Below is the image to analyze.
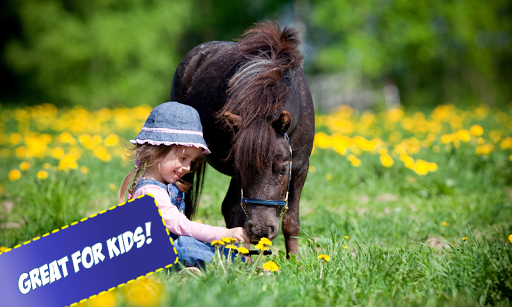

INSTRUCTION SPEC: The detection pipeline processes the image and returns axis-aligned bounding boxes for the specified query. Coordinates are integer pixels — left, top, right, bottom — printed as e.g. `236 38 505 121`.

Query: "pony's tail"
118 167 142 204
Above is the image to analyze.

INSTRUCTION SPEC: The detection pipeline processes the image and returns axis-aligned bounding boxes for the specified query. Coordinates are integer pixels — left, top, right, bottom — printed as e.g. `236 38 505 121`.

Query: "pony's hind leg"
221 176 246 229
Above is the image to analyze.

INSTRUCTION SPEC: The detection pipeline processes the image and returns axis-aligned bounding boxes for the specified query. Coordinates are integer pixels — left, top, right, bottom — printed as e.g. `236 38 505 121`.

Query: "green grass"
1 106 512 306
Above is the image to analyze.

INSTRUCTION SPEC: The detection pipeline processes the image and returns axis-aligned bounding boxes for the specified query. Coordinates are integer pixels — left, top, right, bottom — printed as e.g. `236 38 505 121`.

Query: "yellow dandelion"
325 174 333 181
122 277 163 307
258 237 272 246
469 125 484 136
9 133 22 145
508 234 512 243
237 247 249 254
104 134 119 147
462 237 467 241
309 165 316 173
225 244 238 250
262 261 279 272
500 137 512 150
109 184 116 191
15 146 27 159
211 240 225 246
380 153 394 167
25 135 47 158
80 166 89 174
456 129 470 142
442 221 448 227
347 154 361 167
414 159 429 175
51 147 65 159
94 147 112 162
344 236 349 239
387 108 404 122
509 154 512 162
79 134 94 149
427 162 438 172
0 246 9 252
318 254 331 261
255 243 269 251
353 136 377 151
92 135 103 145
222 237 236 243
58 154 78 171
476 144 494 156
20 161 31 171
8 169 21 181
400 153 415 169
474 105 489 119
43 163 51 170
343 246 348 250
37 170 48 180
331 134 352 155
440 134 454 144
314 132 332 149
58 132 76 145
88 290 118 307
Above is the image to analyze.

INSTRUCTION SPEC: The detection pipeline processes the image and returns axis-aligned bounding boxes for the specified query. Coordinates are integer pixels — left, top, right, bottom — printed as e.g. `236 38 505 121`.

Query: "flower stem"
226 248 232 265
216 247 226 274
251 251 264 273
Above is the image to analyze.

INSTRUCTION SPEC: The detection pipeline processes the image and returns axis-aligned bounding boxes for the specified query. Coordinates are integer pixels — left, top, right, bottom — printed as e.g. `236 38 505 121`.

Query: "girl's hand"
222 227 250 243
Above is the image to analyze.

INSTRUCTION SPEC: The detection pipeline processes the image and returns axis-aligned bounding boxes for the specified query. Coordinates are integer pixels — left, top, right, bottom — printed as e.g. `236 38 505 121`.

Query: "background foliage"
1 0 511 108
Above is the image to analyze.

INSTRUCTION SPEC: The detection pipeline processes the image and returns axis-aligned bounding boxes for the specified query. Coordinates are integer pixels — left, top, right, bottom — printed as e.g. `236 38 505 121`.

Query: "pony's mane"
218 21 303 173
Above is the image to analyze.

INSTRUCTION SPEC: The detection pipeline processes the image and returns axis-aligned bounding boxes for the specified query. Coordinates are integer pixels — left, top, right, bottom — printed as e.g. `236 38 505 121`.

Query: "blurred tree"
3 0 509 108
175 0 292 57
309 0 512 106
0 0 295 108
2 0 192 108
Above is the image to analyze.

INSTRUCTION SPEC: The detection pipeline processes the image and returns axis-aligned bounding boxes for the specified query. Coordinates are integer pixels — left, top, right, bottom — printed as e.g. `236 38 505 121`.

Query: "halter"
240 133 292 220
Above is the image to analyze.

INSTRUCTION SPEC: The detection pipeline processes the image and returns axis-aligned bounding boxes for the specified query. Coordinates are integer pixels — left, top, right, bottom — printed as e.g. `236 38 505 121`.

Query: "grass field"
1 103 512 306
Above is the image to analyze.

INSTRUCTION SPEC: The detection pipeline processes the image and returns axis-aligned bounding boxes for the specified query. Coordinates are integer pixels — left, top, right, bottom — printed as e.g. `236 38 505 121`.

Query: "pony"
170 21 315 257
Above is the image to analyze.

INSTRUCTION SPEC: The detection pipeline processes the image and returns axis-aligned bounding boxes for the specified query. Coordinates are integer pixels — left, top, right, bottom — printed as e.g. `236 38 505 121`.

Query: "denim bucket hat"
130 101 210 154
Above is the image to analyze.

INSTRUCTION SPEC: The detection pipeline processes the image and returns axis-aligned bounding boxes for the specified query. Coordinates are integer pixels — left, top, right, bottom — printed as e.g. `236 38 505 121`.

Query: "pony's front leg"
282 159 309 258
221 176 246 229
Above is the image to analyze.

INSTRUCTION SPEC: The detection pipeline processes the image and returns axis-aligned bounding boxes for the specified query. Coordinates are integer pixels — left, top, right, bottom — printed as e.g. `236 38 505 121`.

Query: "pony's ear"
273 110 292 135
224 111 242 130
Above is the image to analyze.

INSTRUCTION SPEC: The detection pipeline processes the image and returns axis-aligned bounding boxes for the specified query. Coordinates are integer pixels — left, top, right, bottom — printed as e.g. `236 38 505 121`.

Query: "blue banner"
0 194 177 307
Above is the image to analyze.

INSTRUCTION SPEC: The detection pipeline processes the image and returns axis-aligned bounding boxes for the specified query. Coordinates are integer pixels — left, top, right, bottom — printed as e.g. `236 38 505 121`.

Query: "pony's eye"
280 166 287 175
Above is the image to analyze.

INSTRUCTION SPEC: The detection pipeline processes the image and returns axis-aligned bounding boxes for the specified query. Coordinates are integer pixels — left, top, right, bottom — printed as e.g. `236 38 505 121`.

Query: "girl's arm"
133 185 227 243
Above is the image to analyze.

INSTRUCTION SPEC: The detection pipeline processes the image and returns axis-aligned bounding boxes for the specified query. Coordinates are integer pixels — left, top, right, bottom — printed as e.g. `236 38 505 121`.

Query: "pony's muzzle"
246 220 278 243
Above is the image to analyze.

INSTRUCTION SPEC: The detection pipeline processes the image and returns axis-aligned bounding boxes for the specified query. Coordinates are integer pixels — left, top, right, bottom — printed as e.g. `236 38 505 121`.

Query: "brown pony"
170 21 315 256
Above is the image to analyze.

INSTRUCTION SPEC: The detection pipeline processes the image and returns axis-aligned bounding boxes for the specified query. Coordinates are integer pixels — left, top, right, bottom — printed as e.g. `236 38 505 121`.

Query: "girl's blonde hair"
118 144 205 217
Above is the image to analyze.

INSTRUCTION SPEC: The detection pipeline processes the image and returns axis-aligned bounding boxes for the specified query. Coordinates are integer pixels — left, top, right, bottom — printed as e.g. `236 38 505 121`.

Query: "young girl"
118 101 249 269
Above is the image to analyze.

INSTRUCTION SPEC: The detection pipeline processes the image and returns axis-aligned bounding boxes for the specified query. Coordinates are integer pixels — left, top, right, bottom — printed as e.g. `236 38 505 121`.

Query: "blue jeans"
174 236 217 269
173 236 240 269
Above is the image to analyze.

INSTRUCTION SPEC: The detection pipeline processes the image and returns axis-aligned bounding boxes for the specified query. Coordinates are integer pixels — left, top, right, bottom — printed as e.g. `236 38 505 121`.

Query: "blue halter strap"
240 133 292 219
